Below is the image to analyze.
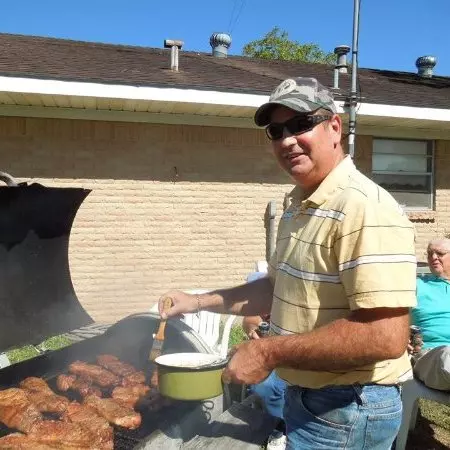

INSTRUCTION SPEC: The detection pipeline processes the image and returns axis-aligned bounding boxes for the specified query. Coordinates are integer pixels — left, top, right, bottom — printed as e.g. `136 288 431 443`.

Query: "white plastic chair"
0 352 10 369
395 377 450 450
182 310 236 359
150 289 236 359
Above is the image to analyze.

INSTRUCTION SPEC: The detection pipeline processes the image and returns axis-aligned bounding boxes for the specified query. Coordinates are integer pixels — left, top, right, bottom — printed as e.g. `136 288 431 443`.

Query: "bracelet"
196 294 202 317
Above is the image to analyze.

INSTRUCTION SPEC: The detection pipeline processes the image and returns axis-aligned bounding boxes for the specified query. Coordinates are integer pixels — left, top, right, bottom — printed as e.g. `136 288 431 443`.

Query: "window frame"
371 138 435 211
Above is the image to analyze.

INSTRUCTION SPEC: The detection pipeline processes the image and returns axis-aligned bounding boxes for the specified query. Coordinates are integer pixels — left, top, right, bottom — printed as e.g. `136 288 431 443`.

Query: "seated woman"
411 238 450 391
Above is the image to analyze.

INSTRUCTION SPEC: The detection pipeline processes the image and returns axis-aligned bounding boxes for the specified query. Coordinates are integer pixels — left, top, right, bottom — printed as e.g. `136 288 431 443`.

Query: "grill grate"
0 314 217 448
0 374 200 448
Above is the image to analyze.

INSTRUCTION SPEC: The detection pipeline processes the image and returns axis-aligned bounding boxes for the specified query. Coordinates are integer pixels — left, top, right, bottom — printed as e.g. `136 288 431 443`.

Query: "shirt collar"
428 274 450 286
288 155 355 207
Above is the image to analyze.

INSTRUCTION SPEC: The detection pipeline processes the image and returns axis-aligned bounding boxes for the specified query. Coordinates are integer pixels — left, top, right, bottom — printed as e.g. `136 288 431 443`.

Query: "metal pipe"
268 201 276 259
333 67 339 90
348 0 360 158
164 39 184 72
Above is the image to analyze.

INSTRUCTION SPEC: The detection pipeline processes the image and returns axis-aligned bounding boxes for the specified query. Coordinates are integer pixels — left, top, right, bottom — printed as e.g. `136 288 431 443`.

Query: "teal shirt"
412 275 450 349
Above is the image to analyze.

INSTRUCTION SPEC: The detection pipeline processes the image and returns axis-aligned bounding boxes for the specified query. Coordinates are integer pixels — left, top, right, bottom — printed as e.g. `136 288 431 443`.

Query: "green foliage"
242 27 335 65
229 325 247 348
6 334 72 365
419 399 450 431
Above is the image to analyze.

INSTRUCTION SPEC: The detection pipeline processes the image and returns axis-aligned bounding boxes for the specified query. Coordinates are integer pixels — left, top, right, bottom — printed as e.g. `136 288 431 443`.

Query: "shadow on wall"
0 117 290 185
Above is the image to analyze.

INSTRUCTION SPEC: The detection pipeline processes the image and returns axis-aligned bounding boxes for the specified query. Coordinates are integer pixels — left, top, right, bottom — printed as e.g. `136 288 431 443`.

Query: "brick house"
0 33 449 322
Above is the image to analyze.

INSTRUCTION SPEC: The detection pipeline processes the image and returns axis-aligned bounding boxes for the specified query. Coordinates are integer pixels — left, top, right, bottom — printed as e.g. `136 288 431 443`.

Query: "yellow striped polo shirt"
268 156 417 388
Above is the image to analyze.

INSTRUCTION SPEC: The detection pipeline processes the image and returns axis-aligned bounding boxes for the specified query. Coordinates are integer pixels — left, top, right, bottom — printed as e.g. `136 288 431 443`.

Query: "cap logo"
270 79 297 100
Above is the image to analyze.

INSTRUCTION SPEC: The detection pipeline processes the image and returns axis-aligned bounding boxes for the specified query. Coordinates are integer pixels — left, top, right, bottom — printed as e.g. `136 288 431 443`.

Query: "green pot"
155 353 228 401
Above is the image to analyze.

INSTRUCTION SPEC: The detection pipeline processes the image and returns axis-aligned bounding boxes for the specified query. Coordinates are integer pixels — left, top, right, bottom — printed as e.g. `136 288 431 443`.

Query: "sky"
0 0 448 76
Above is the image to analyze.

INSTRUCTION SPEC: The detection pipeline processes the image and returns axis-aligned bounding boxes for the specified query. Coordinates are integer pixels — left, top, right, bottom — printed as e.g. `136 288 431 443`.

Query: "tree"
242 27 335 65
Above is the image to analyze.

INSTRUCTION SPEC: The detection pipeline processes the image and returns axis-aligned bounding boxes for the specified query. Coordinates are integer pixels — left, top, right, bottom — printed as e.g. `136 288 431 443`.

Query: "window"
372 138 434 210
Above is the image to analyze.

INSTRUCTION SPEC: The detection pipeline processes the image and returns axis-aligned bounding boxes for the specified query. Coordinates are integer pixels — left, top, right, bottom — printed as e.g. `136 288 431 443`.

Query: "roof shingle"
0 33 449 109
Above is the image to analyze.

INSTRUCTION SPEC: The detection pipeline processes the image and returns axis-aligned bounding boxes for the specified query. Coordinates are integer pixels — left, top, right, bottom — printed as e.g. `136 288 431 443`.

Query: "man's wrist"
195 294 202 315
256 336 280 371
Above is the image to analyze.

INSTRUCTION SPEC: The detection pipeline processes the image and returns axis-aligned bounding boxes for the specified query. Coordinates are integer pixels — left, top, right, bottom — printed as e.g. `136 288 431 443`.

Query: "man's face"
427 244 450 277
268 106 343 192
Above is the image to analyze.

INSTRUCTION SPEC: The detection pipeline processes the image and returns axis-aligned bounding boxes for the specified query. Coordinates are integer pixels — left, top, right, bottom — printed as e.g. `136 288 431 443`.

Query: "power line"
228 0 246 34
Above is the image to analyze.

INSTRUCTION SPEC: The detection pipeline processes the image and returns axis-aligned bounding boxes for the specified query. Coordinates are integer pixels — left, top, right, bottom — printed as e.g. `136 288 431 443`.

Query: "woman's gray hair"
428 238 450 252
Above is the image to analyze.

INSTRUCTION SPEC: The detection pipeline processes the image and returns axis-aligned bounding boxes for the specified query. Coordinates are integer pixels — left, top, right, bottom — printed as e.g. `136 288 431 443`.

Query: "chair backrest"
183 311 221 350
0 353 10 369
150 290 236 358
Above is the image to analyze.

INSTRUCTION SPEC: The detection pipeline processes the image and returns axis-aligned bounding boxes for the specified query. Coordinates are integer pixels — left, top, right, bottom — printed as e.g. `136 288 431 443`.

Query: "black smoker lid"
0 181 94 353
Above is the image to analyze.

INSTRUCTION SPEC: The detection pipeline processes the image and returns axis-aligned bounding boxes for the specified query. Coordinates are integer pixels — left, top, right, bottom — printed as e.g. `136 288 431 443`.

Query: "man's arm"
262 307 410 371
160 277 273 319
223 307 411 385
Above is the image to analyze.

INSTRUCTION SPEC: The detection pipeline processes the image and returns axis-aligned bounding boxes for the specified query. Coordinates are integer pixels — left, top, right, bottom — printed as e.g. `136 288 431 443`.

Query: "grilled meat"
18 378 53 395
84 394 141 430
56 375 102 398
111 384 150 408
121 371 146 386
96 355 135 377
68 362 120 388
23 392 69 415
28 420 96 448
96 355 146 386
0 388 42 433
56 374 74 392
19 378 69 414
62 402 113 450
0 432 60 449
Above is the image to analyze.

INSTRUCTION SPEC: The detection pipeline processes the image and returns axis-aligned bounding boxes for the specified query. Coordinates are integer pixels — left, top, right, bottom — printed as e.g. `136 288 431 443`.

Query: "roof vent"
335 45 350 74
164 39 184 71
415 55 437 78
210 32 232 58
333 45 350 89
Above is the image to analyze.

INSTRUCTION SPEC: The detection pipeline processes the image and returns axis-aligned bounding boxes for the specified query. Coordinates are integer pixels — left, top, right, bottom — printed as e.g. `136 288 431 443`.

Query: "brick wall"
0 116 448 322
413 139 450 261
0 117 292 322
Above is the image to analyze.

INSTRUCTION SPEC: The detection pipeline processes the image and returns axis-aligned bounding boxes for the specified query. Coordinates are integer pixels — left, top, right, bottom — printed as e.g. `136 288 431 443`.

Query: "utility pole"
348 0 361 158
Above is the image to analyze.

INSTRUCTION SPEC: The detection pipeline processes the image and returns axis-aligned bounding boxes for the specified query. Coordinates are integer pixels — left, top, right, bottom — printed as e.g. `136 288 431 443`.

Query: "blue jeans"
284 384 402 449
248 371 287 419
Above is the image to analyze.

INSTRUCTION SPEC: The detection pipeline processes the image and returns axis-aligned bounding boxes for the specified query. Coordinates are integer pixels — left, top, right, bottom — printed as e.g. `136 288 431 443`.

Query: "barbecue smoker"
0 177 227 449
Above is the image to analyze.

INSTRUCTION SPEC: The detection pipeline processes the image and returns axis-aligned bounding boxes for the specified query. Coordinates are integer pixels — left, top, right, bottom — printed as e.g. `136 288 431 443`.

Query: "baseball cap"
254 77 337 127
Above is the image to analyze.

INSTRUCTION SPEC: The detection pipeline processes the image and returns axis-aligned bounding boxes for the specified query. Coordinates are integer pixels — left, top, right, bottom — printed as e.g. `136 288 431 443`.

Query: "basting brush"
149 296 173 363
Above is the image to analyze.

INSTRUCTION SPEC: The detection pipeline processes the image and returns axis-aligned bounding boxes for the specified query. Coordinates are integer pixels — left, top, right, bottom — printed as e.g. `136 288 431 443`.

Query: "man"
411 238 450 391
159 77 417 449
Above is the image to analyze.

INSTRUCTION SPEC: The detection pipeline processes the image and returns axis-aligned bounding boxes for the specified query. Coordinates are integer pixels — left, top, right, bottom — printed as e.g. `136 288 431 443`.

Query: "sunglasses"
427 249 448 258
265 115 332 141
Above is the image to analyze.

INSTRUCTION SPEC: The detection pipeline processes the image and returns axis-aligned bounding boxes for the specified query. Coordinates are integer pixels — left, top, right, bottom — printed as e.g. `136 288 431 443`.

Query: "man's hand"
158 290 197 319
407 336 423 355
242 316 263 340
222 340 271 385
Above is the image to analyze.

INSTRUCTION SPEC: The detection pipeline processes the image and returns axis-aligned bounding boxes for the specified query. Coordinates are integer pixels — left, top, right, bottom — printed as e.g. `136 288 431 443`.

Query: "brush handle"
154 296 173 340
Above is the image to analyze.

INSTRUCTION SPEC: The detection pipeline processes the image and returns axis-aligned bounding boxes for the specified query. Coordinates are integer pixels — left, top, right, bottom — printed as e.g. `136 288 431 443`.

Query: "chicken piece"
56 374 74 392
62 402 113 450
24 392 69 415
19 378 69 414
0 432 64 449
19 378 54 395
68 362 120 388
111 384 150 408
96 355 146 386
96 355 135 377
121 371 146 387
84 394 141 429
28 421 95 448
56 375 102 398
0 388 42 433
